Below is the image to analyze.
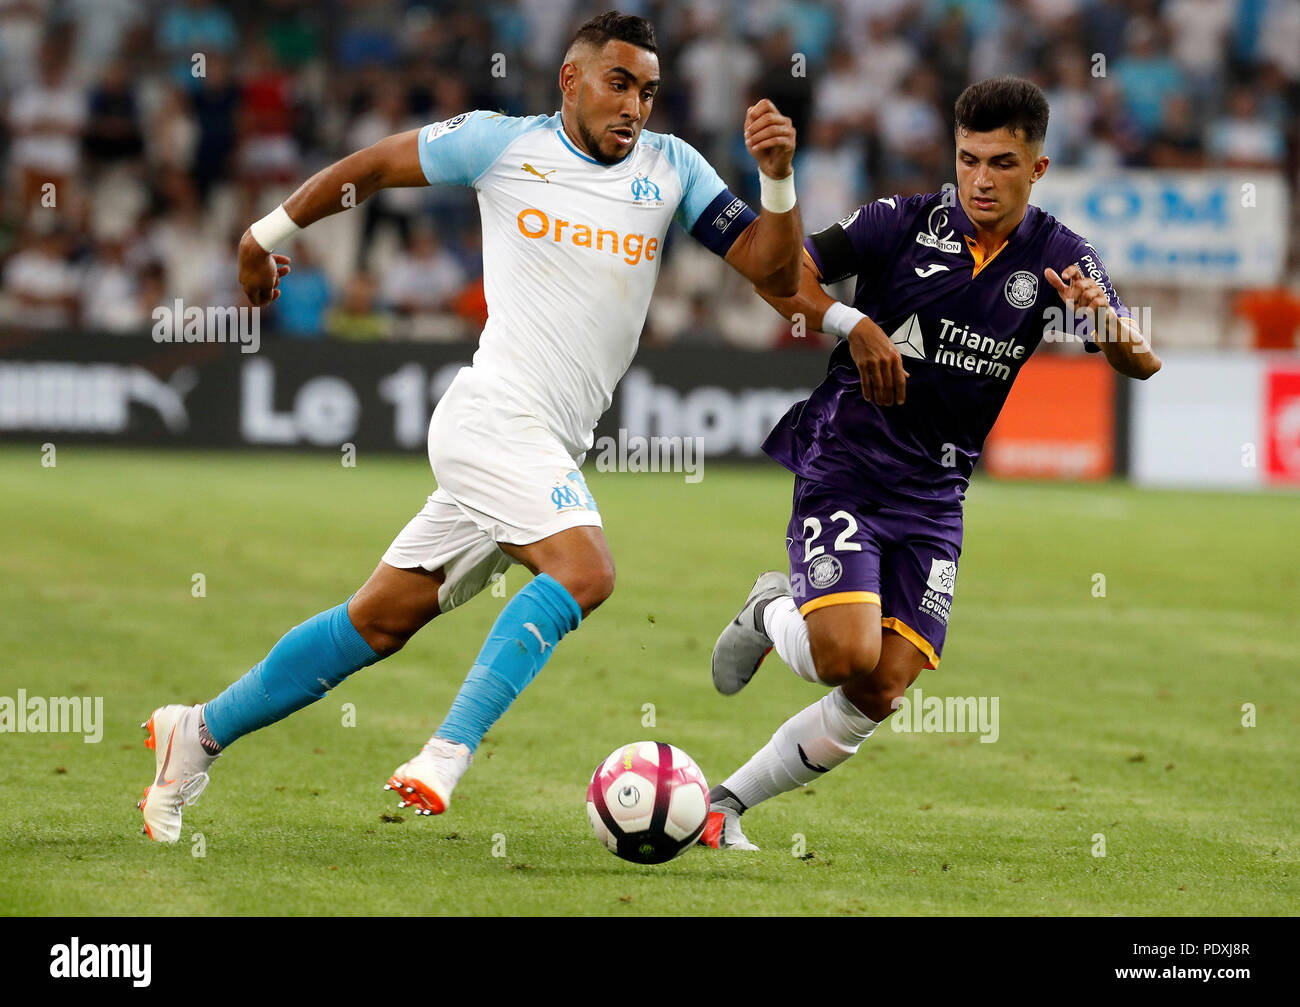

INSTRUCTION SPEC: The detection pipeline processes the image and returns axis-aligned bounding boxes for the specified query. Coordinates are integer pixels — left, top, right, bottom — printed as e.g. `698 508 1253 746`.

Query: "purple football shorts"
785 476 963 669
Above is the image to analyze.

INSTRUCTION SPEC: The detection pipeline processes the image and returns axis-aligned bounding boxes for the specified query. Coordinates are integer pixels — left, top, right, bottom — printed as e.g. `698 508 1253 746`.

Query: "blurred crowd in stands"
2 0 1299 348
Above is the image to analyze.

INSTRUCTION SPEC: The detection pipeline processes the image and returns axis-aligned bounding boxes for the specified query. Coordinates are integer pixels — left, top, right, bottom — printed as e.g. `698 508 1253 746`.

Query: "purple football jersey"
763 192 1129 511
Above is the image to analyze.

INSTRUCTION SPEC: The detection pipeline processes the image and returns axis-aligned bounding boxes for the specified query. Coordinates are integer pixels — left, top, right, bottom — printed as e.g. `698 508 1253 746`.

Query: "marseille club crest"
630 173 663 206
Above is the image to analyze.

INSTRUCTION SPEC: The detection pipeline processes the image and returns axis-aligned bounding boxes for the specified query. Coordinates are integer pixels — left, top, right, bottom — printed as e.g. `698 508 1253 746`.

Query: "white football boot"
138 704 217 843
711 571 791 695
697 805 760 852
385 738 473 815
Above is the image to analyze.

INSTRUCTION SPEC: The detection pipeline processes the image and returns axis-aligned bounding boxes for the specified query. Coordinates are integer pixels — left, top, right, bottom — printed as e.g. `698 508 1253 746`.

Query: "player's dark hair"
954 76 1049 145
569 10 658 54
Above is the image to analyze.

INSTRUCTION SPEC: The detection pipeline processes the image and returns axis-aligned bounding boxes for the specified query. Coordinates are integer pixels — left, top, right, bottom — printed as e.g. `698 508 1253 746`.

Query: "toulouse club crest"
1004 270 1038 309
808 555 843 589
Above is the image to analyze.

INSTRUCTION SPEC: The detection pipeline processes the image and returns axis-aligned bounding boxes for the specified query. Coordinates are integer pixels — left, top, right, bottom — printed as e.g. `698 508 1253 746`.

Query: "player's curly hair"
954 76 1050 144
568 10 658 54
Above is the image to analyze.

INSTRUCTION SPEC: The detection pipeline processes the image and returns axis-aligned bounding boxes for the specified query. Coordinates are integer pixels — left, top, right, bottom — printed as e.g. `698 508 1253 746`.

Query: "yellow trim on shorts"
798 591 881 616
881 616 940 670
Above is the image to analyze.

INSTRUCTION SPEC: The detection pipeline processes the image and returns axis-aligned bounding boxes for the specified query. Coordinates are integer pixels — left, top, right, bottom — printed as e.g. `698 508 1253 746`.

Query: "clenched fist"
744 99 796 180
238 230 292 308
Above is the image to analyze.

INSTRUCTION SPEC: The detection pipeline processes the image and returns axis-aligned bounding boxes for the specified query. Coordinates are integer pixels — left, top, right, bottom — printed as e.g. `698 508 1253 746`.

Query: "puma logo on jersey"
915 263 950 277
522 163 556 182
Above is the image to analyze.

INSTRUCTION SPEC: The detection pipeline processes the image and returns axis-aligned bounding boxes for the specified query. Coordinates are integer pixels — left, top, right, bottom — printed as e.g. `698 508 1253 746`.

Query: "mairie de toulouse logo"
631 172 663 206
919 558 956 625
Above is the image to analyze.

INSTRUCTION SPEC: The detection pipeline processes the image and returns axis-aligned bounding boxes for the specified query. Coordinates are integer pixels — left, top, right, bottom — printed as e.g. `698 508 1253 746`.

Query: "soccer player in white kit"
136 11 803 841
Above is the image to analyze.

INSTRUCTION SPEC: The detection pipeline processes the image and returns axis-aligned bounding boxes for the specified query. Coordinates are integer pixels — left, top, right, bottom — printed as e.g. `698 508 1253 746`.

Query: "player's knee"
810 633 880 687
371 632 409 658
843 666 913 723
348 606 425 658
352 620 410 658
558 556 616 614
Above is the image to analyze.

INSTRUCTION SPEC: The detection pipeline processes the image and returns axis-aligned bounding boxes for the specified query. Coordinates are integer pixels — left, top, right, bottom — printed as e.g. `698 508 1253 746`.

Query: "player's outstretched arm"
755 254 833 329
238 128 427 306
756 256 909 406
1045 265 1162 380
723 99 803 297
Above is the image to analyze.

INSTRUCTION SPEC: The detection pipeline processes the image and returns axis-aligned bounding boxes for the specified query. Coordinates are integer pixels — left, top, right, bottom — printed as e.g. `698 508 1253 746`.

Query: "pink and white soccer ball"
586 741 709 864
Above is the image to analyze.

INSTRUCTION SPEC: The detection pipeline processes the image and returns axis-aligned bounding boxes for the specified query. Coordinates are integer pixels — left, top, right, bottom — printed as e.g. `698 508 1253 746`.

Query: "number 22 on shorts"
802 510 863 562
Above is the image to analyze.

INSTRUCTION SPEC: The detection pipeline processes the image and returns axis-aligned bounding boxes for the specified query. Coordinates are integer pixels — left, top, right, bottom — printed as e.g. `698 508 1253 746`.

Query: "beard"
576 117 633 166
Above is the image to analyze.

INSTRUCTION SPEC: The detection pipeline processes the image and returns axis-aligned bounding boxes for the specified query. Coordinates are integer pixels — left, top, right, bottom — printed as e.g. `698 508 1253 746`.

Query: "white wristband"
249 204 301 252
821 300 867 339
759 169 796 213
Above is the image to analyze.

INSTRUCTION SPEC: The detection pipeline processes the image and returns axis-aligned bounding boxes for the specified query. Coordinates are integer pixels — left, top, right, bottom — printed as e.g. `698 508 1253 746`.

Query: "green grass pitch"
0 445 1296 916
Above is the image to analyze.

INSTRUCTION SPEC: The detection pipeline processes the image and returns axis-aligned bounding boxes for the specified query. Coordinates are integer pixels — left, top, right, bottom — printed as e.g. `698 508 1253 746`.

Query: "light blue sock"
436 573 582 752
203 601 381 748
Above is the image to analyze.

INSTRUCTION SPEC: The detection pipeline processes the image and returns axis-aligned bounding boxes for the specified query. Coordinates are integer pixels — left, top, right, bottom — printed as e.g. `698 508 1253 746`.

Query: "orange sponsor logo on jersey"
516 208 658 266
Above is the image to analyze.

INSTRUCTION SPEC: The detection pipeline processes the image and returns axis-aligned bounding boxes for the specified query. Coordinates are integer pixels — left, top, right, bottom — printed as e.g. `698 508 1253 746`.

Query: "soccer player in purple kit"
700 76 1162 850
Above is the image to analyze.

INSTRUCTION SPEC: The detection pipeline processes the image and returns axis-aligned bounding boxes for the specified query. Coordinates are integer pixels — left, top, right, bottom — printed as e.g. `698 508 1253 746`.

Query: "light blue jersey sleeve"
657 134 729 232
655 133 757 257
417 111 555 188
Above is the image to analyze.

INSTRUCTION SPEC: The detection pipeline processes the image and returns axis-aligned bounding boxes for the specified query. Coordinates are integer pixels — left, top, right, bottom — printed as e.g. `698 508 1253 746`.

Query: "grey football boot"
711 571 792 695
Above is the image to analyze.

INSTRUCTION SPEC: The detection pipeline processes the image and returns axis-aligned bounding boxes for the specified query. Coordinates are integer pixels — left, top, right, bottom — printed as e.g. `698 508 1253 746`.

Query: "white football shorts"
381 366 603 612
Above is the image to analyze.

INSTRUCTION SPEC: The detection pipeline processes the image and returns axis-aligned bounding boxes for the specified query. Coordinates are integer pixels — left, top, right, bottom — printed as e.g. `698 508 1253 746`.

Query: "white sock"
762 595 821 684
721 687 878 810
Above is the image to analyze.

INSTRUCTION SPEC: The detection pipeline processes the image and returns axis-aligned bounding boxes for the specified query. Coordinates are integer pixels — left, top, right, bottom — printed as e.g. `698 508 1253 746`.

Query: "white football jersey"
416 110 755 458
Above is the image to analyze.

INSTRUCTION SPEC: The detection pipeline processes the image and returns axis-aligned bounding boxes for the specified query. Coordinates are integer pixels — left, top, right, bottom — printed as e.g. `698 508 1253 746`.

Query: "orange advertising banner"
983 356 1115 480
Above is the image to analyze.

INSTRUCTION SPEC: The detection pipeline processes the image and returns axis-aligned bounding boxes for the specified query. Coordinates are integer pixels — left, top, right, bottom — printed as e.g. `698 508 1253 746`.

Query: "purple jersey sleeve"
804 194 925 283
1052 239 1130 351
